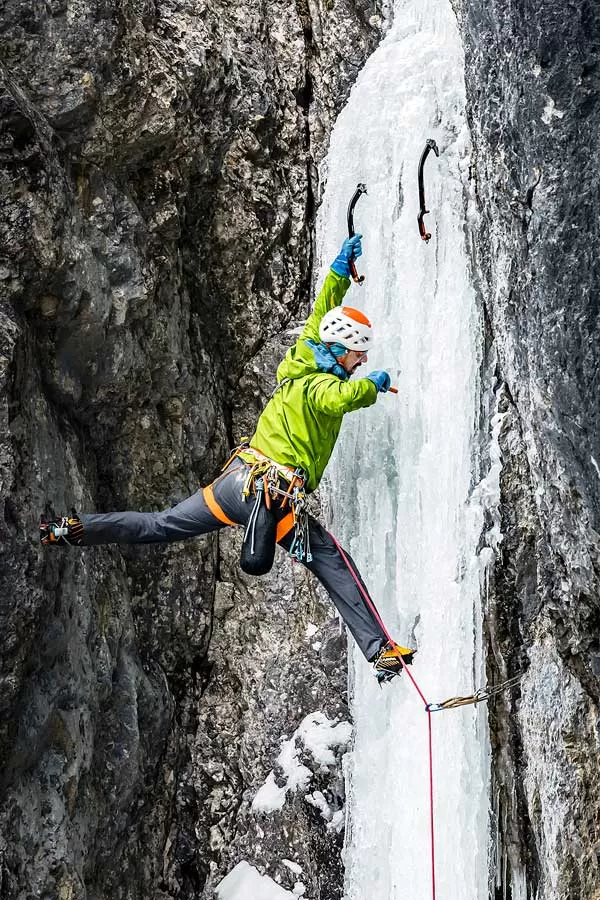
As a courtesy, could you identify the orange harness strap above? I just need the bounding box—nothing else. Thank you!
[204,472,297,542]
[203,485,238,527]
[276,511,295,543]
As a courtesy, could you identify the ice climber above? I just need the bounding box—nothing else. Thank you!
[41,235,415,681]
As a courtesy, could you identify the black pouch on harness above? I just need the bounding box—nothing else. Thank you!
[240,478,277,576]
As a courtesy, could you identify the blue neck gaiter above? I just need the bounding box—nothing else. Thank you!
[304,340,349,380]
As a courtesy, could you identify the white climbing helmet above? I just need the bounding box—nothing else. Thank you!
[319,306,373,351]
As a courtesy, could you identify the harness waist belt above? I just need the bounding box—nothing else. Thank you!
[239,445,303,485]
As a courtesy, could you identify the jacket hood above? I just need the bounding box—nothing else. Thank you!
[277,339,347,383]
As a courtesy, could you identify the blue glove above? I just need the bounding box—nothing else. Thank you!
[330,234,363,279]
[304,340,349,380]
[366,370,391,393]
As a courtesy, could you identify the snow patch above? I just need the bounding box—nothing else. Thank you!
[305,790,332,821]
[252,712,352,814]
[327,809,345,833]
[298,712,352,768]
[305,789,345,831]
[216,861,297,900]
[542,97,565,124]
[282,859,303,875]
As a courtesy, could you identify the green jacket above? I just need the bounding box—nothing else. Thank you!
[250,269,377,492]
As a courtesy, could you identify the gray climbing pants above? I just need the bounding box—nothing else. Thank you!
[81,460,388,661]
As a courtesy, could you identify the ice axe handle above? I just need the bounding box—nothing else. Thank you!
[349,258,364,285]
[388,386,398,394]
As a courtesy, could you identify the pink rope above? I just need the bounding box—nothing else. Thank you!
[326,530,394,644]
[400,655,436,900]
[326,529,437,900]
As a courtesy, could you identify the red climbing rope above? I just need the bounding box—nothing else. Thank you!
[327,531,394,642]
[327,530,437,900]
[397,654,436,900]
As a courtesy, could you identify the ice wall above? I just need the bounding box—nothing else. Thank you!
[316,1,491,896]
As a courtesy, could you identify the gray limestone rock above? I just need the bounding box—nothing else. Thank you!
[453,1,600,896]
[0,0,389,897]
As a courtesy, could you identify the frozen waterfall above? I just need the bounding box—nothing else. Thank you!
[317,1,492,898]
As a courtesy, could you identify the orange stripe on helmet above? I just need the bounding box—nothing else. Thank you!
[341,306,371,327]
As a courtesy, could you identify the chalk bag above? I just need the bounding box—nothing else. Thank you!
[240,477,277,576]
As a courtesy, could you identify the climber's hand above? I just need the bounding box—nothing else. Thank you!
[330,234,363,279]
[366,370,391,393]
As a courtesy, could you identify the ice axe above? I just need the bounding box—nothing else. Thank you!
[347,183,398,393]
[347,182,367,284]
[417,139,439,242]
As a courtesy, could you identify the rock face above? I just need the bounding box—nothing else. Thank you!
[0,1,389,897]
[452,2,600,897]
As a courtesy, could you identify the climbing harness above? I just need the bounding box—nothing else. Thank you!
[417,139,440,243]
[347,182,367,284]
[227,441,312,565]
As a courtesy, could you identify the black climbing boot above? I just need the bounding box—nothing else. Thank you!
[40,512,84,546]
[372,641,416,683]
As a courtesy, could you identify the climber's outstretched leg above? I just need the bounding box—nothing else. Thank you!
[296,518,416,677]
[41,462,251,547]
[305,519,386,661]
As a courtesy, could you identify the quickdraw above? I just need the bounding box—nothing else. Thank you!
[288,485,312,563]
[417,139,440,243]
[347,182,367,284]
[425,673,523,713]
